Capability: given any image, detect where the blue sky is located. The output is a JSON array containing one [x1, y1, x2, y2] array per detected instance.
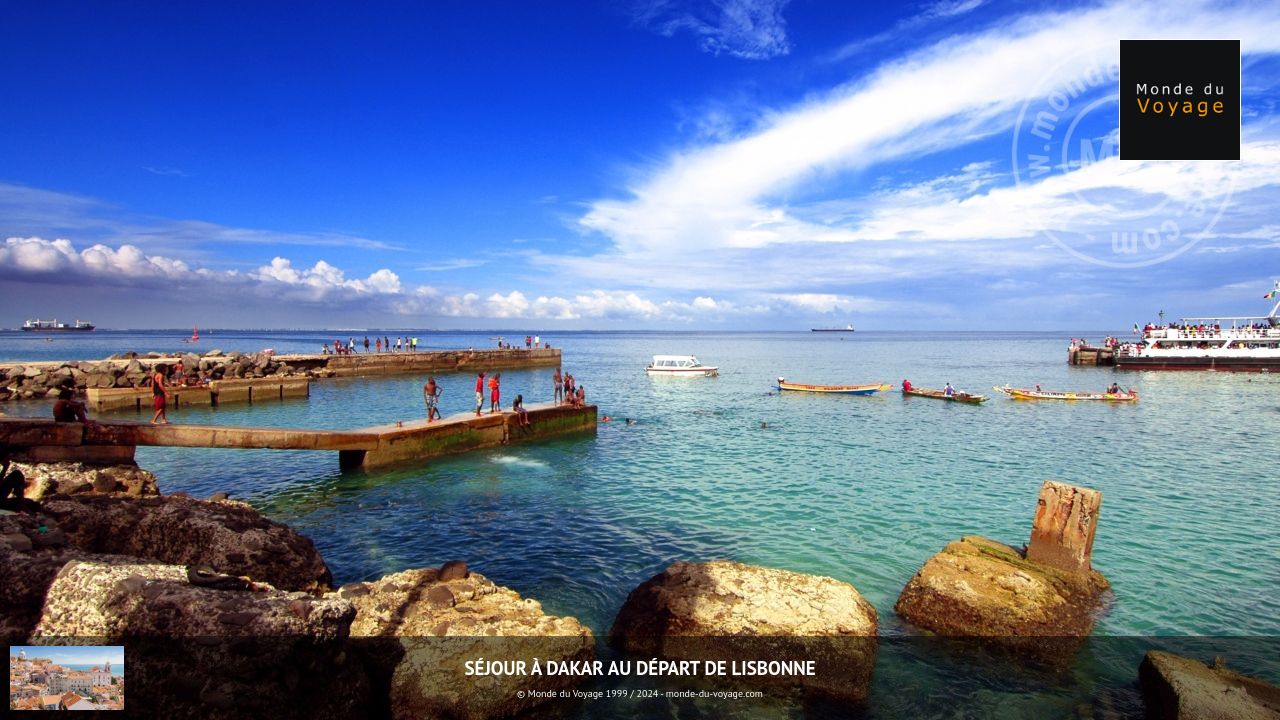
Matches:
[[10, 645, 125, 666], [2, 0, 1278, 329]]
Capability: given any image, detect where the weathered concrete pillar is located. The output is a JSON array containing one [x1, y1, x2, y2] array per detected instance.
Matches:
[[1026, 480, 1102, 573]]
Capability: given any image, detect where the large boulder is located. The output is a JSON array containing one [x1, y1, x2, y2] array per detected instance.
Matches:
[[894, 536, 1108, 657], [609, 559, 878, 701], [343, 563, 595, 720], [0, 510, 121, 643], [39, 494, 332, 592], [1140, 650, 1280, 720], [15, 461, 159, 500], [30, 559, 368, 720]]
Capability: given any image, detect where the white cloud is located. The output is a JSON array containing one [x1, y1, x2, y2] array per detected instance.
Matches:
[[574, 0, 1280, 293], [0, 236, 744, 323], [634, 0, 792, 59]]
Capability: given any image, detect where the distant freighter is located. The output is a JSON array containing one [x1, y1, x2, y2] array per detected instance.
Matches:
[[21, 318, 95, 332], [811, 324, 855, 332]]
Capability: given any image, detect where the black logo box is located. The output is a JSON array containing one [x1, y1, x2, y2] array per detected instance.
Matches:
[[1120, 39, 1240, 160]]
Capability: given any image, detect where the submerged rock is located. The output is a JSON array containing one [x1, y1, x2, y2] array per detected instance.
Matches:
[[38, 493, 332, 592], [894, 536, 1109, 653], [344, 566, 594, 720], [609, 559, 878, 701], [1140, 650, 1280, 720]]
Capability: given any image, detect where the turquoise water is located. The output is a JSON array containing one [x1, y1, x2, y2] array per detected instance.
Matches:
[[5, 330, 1278, 716]]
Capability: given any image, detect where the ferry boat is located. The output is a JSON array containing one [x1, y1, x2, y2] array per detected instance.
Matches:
[[645, 355, 719, 377], [811, 324, 855, 332], [1116, 281, 1280, 371], [21, 318, 95, 332]]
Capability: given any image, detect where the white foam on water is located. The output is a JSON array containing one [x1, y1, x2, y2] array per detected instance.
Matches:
[[490, 455, 549, 470]]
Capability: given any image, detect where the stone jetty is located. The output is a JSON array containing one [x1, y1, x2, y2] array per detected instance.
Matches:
[[0, 347, 560, 403], [609, 559, 879, 701], [894, 481, 1109, 659]]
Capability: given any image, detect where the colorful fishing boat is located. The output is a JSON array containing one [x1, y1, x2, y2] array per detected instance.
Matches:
[[993, 385, 1138, 402], [776, 378, 891, 395], [902, 386, 986, 404]]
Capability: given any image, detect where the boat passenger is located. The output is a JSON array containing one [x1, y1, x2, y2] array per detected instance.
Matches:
[[1107, 382, 1122, 395], [943, 383, 954, 397], [902, 379, 913, 393]]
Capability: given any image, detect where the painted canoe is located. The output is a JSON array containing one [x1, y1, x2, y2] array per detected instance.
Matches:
[[902, 387, 986, 404], [777, 380, 892, 395], [993, 386, 1138, 402]]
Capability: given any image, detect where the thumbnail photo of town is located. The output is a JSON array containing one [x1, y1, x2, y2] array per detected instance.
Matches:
[[9, 646, 123, 711]]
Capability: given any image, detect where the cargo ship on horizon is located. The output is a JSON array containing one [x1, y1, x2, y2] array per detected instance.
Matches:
[[21, 318, 95, 332]]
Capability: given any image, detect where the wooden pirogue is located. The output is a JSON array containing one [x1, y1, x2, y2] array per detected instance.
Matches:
[[902, 387, 986, 404], [993, 386, 1138, 402], [776, 379, 892, 395]]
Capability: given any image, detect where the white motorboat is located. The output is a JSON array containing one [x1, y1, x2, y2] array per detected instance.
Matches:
[[645, 355, 719, 377]]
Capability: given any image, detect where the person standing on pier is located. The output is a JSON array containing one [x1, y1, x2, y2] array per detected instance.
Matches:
[[488, 373, 501, 414], [150, 364, 169, 424], [424, 377, 441, 422], [475, 371, 485, 416], [376, 337, 382, 353], [553, 368, 563, 405], [364, 336, 370, 353]]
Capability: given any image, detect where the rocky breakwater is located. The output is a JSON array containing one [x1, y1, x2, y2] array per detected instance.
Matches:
[[0, 349, 318, 401], [0, 489, 331, 644], [894, 480, 1110, 661], [341, 562, 595, 720], [30, 559, 368, 720], [609, 559, 878, 701], [1, 462, 596, 719]]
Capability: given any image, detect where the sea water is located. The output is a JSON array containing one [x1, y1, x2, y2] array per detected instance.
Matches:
[[4, 330, 1278, 717]]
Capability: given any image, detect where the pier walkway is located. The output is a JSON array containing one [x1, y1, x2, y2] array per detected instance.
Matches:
[[0, 402, 596, 470]]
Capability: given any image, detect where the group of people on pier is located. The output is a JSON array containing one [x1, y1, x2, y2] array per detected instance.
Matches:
[[420, 366, 585, 424], [323, 336, 421, 355]]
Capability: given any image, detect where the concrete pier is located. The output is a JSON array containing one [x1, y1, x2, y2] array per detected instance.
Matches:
[[86, 378, 310, 413], [1067, 344, 1116, 366], [0, 402, 595, 470]]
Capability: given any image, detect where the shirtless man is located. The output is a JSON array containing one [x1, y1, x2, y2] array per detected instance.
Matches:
[[424, 377, 441, 421]]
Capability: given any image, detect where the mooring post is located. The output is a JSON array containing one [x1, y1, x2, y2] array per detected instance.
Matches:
[[1026, 480, 1102, 573]]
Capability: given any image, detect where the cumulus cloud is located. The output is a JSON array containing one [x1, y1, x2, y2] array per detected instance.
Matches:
[[0, 236, 747, 323], [634, 0, 792, 59]]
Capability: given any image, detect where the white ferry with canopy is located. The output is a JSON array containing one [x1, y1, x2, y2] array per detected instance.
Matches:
[[1116, 281, 1280, 371], [645, 355, 719, 377]]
